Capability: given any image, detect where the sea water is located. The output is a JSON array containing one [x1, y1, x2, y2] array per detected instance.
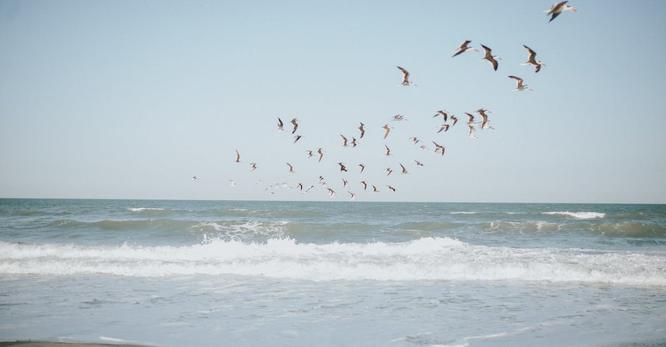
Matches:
[[0, 199, 665, 346]]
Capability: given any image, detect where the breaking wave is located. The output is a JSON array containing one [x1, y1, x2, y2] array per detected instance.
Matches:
[[542, 211, 606, 219], [1, 238, 664, 286]]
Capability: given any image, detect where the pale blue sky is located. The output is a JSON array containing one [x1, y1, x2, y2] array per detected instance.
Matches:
[[1, 0, 665, 203]]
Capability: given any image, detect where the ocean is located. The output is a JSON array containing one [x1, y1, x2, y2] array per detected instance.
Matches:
[[0, 199, 665, 346]]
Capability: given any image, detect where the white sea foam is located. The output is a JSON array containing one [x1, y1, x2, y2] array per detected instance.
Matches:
[[542, 211, 606, 219], [450, 211, 477, 215], [1, 238, 664, 286], [127, 207, 166, 212]]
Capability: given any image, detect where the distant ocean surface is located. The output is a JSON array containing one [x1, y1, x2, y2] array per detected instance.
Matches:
[[1, 199, 665, 346]]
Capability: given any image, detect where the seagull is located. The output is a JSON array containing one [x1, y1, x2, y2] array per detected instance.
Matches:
[[351, 137, 358, 147], [397, 66, 411, 86], [400, 163, 408, 175], [476, 108, 491, 123], [481, 44, 499, 71], [250, 163, 257, 171], [306, 150, 314, 158], [340, 134, 349, 147], [290, 118, 299, 134], [361, 181, 368, 190], [547, 1, 576, 22], [409, 136, 420, 144], [523, 45, 544, 73], [438, 124, 450, 133], [327, 188, 336, 198], [297, 183, 304, 191], [383, 124, 391, 139], [293, 135, 303, 143], [478, 111, 490, 129], [348, 191, 356, 200], [450, 115, 459, 126], [338, 162, 348, 172], [317, 148, 324, 162], [468, 124, 477, 139], [372, 185, 379, 192], [465, 112, 475, 125], [235, 150, 241, 163], [305, 185, 315, 192], [358, 163, 366, 173], [286, 163, 295, 173], [419, 145, 428, 151], [387, 185, 397, 192], [277, 117, 284, 131], [415, 160, 424, 167], [434, 110, 449, 121], [432, 141, 446, 156], [452, 40, 475, 57], [392, 114, 407, 121], [358, 122, 366, 138], [192, 176, 198, 181], [342, 178, 348, 188], [386, 167, 393, 176], [508, 75, 529, 91], [385, 145, 391, 156]]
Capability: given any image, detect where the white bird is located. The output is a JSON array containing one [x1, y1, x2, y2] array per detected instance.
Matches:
[[452, 40, 476, 57], [383, 124, 392, 139], [547, 1, 576, 22], [523, 45, 544, 73], [508, 75, 529, 91], [481, 44, 499, 71], [397, 66, 411, 86]]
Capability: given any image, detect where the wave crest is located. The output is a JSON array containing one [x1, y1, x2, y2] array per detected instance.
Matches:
[[542, 211, 606, 219]]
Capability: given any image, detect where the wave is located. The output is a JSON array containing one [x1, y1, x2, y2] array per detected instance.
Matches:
[[542, 211, 606, 219], [450, 211, 478, 215], [1, 238, 664, 286], [127, 207, 166, 212]]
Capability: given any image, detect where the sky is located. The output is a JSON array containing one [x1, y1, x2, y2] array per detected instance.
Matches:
[[1, 0, 665, 203]]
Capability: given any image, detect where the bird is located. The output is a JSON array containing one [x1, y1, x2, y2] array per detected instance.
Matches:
[[523, 45, 544, 73], [297, 183, 303, 191], [508, 75, 529, 91], [277, 118, 284, 131], [305, 185, 315, 192], [465, 112, 475, 125], [385, 145, 391, 156], [338, 162, 348, 172], [290, 118, 299, 134], [348, 191, 356, 200], [306, 150, 314, 158], [478, 111, 490, 129], [228, 179, 236, 187], [452, 40, 475, 57], [192, 176, 198, 181], [372, 185, 379, 192], [392, 114, 407, 121], [481, 44, 499, 71], [327, 188, 336, 198], [547, 1, 576, 22], [434, 110, 448, 121], [358, 163, 366, 173], [415, 160, 424, 167], [400, 163, 408, 174], [358, 122, 366, 138], [397, 66, 411, 86], [342, 178, 348, 188], [386, 167, 393, 176], [383, 124, 391, 139], [293, 135, 303, 143], [317, 148, 324, 162], [340, 134, 349, 147], [450, 115, 459, 127], [438, 124, 450, 133], [351, 137, 358, 147], [361, 181, 368, 190], [409, 136, 420, 144], [286, 163, 295, 173], [432, 141, 446, 156], [250, 163, 257, 171], [468, 124, 477, 139], [387, 185, 397, 192], [476, 108, 491, 123]]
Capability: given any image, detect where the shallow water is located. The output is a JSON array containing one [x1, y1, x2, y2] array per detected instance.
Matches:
[[1, 199, 665, 346]]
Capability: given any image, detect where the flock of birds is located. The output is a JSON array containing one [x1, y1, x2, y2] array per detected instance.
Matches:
[[192, 1, 577, 200]]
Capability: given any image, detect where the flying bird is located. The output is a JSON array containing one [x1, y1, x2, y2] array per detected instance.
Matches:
[[297, 183, 304, 191], [434, 110, 449, 121], [290, 118, 299, 134], [342, 179, 348, 188], [452, 40, 475, 57], [250, 163, 257, 171], [386, 167, 393, 176], [392, 114, 407, 121], [235, 150, 241, 163], [306, 150, 314, 158], [523, 45, 544, 73], [228, 179, 236, 187], [432, 141, 446, 156], [277, 118, 284, 131], [438, 124, 450, 133], [372, 185, 379, 192], [358, 122, 366, 138], [400, 163, 408, 175], [508, 75, 529, 91], [192, 176, 198, 181], [481, 44, 499, 71], [327, 188, 336, 198], [358, 163, 366, 173], [465, 112, 475, 125], [293, 135, 303, 143], [385, 145, 391, 156], [547, 1, 576, 22], [450, 115, 459, 126], [340, 134, 349, 147], [468, 124, 477, 139], [387, 185, 397, 192], [383, 124, 391, 139], [348, 191, 356, 200], [286, 163, 295, 173], [338, 162, 348, 172], [409, 136, 420, 144], [361, 181, 368, 190], [317, 148, 324, 162], [351, 137, 358, 147], [415, 160, 424, 167], [397, 66, 411, 86]]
